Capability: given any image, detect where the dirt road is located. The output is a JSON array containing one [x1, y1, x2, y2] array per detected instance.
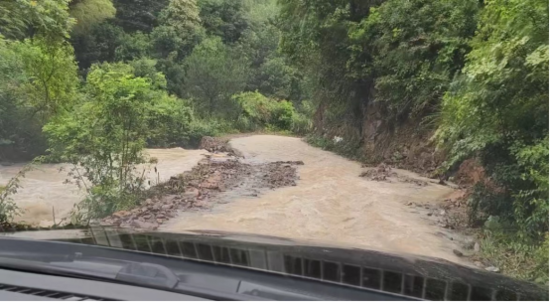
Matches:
[[2, 135, 466, 265], [161, 135, 465, 264]]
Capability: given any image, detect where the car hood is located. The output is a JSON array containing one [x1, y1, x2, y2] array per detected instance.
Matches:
[[3, 227, 548, 300]]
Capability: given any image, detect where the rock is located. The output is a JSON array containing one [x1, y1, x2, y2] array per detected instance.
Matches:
[[183, 188, 200, 200], [157, 213, 165, 219], [427, 212, 433, 217], [406, 201, 413, 206], [462, 238, 475, 250], [453, 249, 464, 257], [161, 204, 172, 210], [112, 211, 130, 218], [141, 207, 148, 213], [130, 220, 158, 230], [474, 242, 481, 253], [474, 261, 484, 268], [439, 209, 446, 216], [142, 214, 152, 219], [485, 266, 500, 273], [152, 204, 161, 211]]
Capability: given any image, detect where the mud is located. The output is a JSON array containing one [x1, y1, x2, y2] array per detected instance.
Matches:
[[0, 148, 207, 227], [2, 135, 471, 267], [100, 152, 302, 230], [361, 163, 429, 186], [161, 135, 469, 265]]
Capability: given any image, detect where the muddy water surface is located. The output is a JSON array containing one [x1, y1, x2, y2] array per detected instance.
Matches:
[[2, 135, 464, 265], [162, 135, 464, 264], [0, 148, 206, 227]]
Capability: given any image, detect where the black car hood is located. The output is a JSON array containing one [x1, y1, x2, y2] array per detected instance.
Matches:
[[3, 227, 548, 300]]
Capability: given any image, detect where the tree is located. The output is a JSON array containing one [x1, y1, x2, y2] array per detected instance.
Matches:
[[436, 0, 549, 236], [0, 0, 75, 41], [69, 0, 116, 35], [44, 62, 191, 219], [13, 38, 80, 119], [71, 21, 125, 70], [150, 0, 204, 60], [198, 0, 250, 44], [182, 37, 248, 117], [348, 0, 479, 120], [112, 0, 169, 33]]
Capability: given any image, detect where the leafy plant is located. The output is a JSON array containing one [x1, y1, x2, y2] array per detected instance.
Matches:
[[44, 62, 190, 220]]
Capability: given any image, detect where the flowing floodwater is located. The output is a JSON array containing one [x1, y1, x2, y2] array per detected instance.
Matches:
[[0, 148, 207, 227], [2, 135, 465, 265], [162, 135, 465, 264]]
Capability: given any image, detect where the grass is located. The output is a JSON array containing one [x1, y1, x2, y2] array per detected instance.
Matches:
[[479, 230, 549, 286]]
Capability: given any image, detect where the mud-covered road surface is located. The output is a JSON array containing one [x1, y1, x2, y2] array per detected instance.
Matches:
[[161, 135, 466, 265], [2, 135, 468, 265]]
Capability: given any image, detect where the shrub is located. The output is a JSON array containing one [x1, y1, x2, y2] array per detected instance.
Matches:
[[232, 91, 308, 133]]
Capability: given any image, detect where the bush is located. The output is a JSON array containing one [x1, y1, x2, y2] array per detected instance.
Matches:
[[232, 91, 307, 133], [436, 0, 549, 237]]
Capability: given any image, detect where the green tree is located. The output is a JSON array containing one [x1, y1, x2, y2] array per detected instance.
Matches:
[[69, 0, 116, 35], [44, 62, 190, 219], [13, 38, 80, 119], [112, 0, 169, 32], [436, 0, 549, 236], [348, 0, 479, 120], [71, 21, 125, 70], [182, 37, 248, 117], [198, 0, 250, 44], [0, 0, 75, 41]]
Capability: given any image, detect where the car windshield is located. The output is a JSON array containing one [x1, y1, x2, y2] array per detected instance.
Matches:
[[0, 0, 548, 299]]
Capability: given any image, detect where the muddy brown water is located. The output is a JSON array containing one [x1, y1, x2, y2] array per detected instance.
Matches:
[[162, 135, 465, 264], [1, 135, 466, 265], [0, 148, 207, 227]]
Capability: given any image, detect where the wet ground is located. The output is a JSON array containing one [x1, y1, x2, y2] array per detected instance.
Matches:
[[161, 135, 467, 265], [0, 148, 207, 227], [1, 135, 469, 265]]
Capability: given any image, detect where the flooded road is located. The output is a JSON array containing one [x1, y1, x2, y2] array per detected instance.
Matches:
[[0, 148, 207, 227], [162, 135, 464, 264], [2, 135, 465, 265]]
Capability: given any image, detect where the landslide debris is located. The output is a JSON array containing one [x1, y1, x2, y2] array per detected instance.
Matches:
[[100, 150, 303, 230], [360, 163, 429, 186]]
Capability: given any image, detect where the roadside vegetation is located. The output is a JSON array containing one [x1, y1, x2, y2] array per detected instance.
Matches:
[[0, 0, 547, 284]]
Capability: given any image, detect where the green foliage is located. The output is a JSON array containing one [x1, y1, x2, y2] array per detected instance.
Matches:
[[44, 62, 191, 219], [0, 0, 75, 41], [198, 0, 250, 44], [232, 91, 310, 133], [12, 38, 80, 118], [71, 21, 125, 70], [150, 0, 204, 60], [348, 0, 479, 119], [69, 0, 116, 35], [0, 29, 79, 160], [112, 0, 169, 32], [436, 0, 549, 237], [115, 31, 151, 61], [0, 164, 35, 223], [182, 37, 248, 117], [480, 230, 549, 285]]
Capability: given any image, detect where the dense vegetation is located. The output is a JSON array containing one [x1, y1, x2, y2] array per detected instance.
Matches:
[[278, 0, 548, 283], [0, 0, 547, 283]]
